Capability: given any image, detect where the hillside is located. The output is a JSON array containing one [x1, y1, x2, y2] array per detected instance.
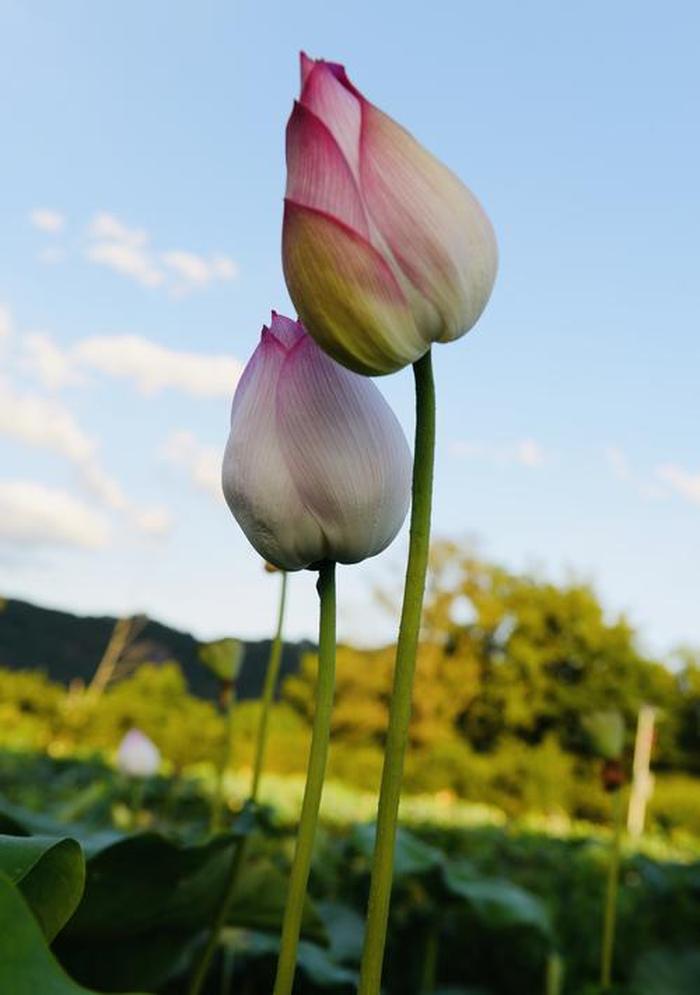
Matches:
[[0, 596, 312, 700]]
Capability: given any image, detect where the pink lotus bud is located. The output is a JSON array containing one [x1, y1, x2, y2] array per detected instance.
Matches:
[[116, 728, 161, 777], [282, 54, 498, 376], [222, 313, 411, 570]]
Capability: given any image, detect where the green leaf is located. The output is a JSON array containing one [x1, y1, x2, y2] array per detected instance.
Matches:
[[296, 940, 358, 988], [632, 948, 700, 994], [223, 930, 357, 989], [198, 638, 244, 682], [0, 871, 149, 995], [351, 824, 444, 878], [441, 866, 552, 938], [56, 831, 324, 991], [0, 834, 84, 940], [316, 899, 365, 965]]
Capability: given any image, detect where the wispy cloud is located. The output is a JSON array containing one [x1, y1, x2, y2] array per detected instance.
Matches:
[[29, 208, 65, 233], [0, 480, 110, 549], [0, 304, 13, 343], [0, 377, 93, 463], [603, 445, 631, 481], [450, 437, 546, 468], [74, 334, 242, 397], [37, 246, 67, 265], [162, 430, 223, 501], [656, 464, 700, 506], [85, 212, 238, 295], [0, 376, 170, 535], [20, 332, 82, 390]]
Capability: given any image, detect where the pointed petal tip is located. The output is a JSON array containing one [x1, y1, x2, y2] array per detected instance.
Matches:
[[300, 51, 315, 88], [268, 310, 305, 349]]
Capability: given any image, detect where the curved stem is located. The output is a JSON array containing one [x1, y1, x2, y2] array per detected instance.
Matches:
[[601, 789, 623, 991], [187, 836, 248, 995], [251, 570, 288, 801], [273, 561, 336, 995], [211, 681, 236, 833], [358, 349, 436, 995], [188, 571, 290, 995]]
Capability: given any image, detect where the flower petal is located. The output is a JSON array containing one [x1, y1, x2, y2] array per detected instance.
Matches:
[[282, 200, 427, 375], [276, 334, 411, 564], [300, 61, 362, 179], [223, 330, 325, 570], [360, 102, 498, 343], [268, 311, 305, 349], [286, 101, 369, 237], [300, 51, 315, 88]]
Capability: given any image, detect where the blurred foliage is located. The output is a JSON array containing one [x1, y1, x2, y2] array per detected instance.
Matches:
[[1, 543, 700, 831], [0, 753, 699, 994], [1, 542, 700, 991], [198, 638, 244, 684]]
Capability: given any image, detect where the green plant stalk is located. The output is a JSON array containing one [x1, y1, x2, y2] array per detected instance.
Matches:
[[546, 951, 564, 995], [601, 788, 624, 990], [129, 776, 146, 829], [420, 924, 438, 994], [251, 570, 288, 802], [221, 942, 235, 995], [211, 682, 236, 833], [273, 560, 337, 995], [358, 349, 436, 995], [187, 836, 248, 995], [188, 570, 291, 995]]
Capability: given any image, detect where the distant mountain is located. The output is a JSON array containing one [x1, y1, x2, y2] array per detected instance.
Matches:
[[0, 596, 313, 700]]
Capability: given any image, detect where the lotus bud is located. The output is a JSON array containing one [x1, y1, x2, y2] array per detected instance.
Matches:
[[222, 312, 411, 570], [282, 53, 498, 376], [116, 728, 161, 778], [198, 638, 244, 684], [583, 711, 626, 761]]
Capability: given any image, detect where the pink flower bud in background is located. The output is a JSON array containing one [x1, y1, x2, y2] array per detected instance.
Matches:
[[282, 53, 498, 376], [116, 728, 161, 778], [222, 313, 411, 570]]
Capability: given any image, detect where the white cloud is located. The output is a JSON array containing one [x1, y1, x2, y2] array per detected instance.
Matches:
[[84, 212, 238, 295], [0, 378, 94, 463], [0, 480, 109, 549], [131, 507, 173, 537], [0, 375, 170, 535], [162, 430, 223, 501], [86, 241, 165, 288], [29, 208, 65, 233], [450, 438, 546, 468], [656, 464, 700, 506], [88, 212, 147, 246], [37, 246, 67, 265], [75, 334, 242, 397], [161, 250, 239, 294], [604, 445, 631, 481], [516, 438, 545, 468], [21, 332, 82, 389], [0, 304, 14, 342]]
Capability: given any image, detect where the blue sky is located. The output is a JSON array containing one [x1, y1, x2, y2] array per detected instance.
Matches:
[[1, 0, 698, 658]]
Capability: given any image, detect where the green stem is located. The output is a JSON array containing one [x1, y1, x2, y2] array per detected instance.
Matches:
[[273, 561, 337, 995], [211, 682, 236, 833], [358, 349, 436, 995], [188, 571, 291, 995], [420, 924, 438, 994], [187, 838, 248, 995], [545, 952, 564, 995], [251, 571, 288, 802], [601, 789, 623, 991], [129, 776, 146, 829]]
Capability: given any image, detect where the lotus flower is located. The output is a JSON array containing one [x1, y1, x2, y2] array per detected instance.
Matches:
[[282, 53, 498, 376], [116, 728, 161, 778], [222, 313, 411, 570]]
